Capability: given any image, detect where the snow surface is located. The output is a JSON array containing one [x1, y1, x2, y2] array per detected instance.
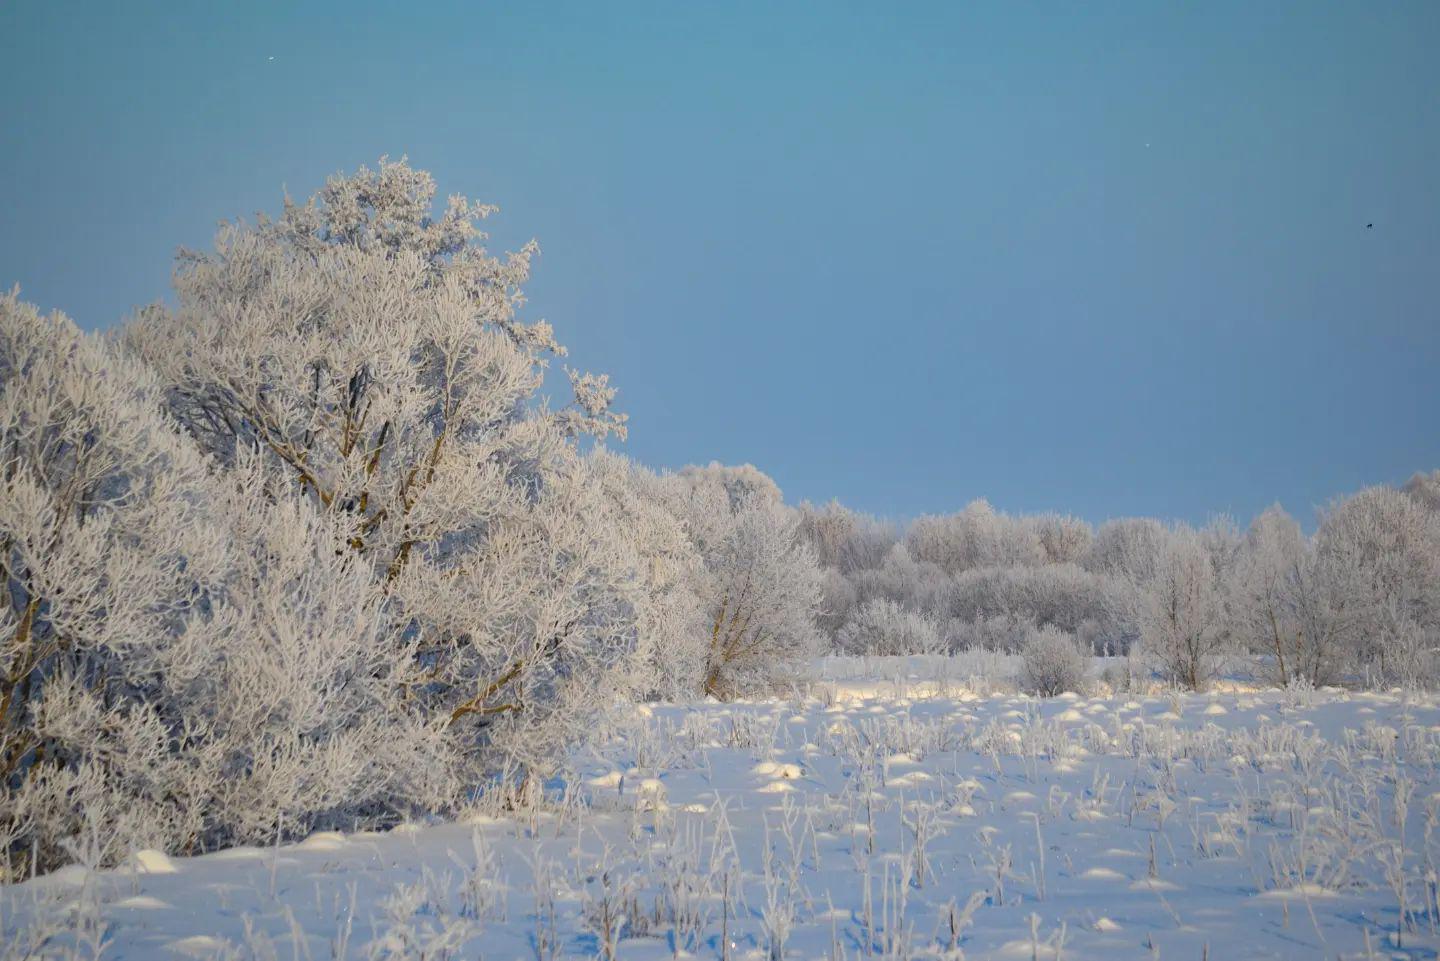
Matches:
[[5, 673, 1440, 959]]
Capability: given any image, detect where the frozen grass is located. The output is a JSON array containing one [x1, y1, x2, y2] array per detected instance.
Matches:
[[806, 652, 1027, 701], [802, 652, 1148, 703], [5, 669, 1440, 959]]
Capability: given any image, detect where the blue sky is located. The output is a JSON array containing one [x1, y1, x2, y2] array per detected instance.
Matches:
[[2, 1, 1436, 528]]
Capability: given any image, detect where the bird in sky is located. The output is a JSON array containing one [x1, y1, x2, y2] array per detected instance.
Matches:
[[1367, 223, 1374, 229]]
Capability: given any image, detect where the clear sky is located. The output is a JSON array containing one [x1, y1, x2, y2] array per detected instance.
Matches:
[[2, 1, 1436, 528]]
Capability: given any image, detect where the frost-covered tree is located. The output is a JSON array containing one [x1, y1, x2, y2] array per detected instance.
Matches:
[[1083, 517, 1168, 584], [124, 159, 640, 775], [794, 501, 899, 641], [0, 292, 226, 875], [795, 500, 897, 574], [816, 568, 859, 639], [673, 462, 782, 511], [906, 500, 1045, 575], [585, 449, 708, 699], [848, 543, 951, 615], [1133, 523, 1235, 690], [836, 599, 943, 657], [1313, 485, 1440, 684], [944, 613, 1036, 653], [1023, 513, 1094, 566], [946, 563, 1124, 640], [1227, 506, 1344, 686], [1230, 507, 1305, 680], [1402, 469, 1440, 514], [0, 292, 445, 877], [651, 465, 822, 698]]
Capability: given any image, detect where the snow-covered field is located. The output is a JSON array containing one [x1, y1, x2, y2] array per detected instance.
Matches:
[[6, 669, 1440, 960]]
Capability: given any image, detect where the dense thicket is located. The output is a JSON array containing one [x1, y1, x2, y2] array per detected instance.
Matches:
[[797, 488, 1440, 691]]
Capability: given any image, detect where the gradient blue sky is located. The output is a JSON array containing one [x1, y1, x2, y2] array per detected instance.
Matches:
[[3, 1, 1436, 528]]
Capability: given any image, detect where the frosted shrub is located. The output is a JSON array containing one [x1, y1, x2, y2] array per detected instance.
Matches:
[[946, 562, 1125, 638], [795, 500, 895, 639], [698, 498, 823, 697], [190, 464, 454, 842], [837, 599, 943, 656], [1019, 626, 1089, 697], [943, 613, 1035, 654], [1075, 617, 1118, 655], [849, 544, 950, 614], [586, 449, 708, 699], [648, 465, 822, 698], [0, 292, 445, 877]]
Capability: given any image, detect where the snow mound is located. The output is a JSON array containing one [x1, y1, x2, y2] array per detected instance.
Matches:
[[752, 760, 804, 779], [112, 895, 172, 910], [129, 849, 178, 875]]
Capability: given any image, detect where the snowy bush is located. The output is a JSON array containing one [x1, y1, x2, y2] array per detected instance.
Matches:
[[0, 291, 448, 878], [649, 465, 822, 698], [1, 291, 225, 876], [836, 599, 944, 656], [1019, 625, 1089, 696], [943, 613, 1036, 653], [946, 563, 1126, 640], [848, 544, 950, 614], [585, 449, 709, 699]]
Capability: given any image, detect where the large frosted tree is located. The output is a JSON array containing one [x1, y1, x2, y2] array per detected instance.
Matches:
[[125, 158, 643, 774]]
